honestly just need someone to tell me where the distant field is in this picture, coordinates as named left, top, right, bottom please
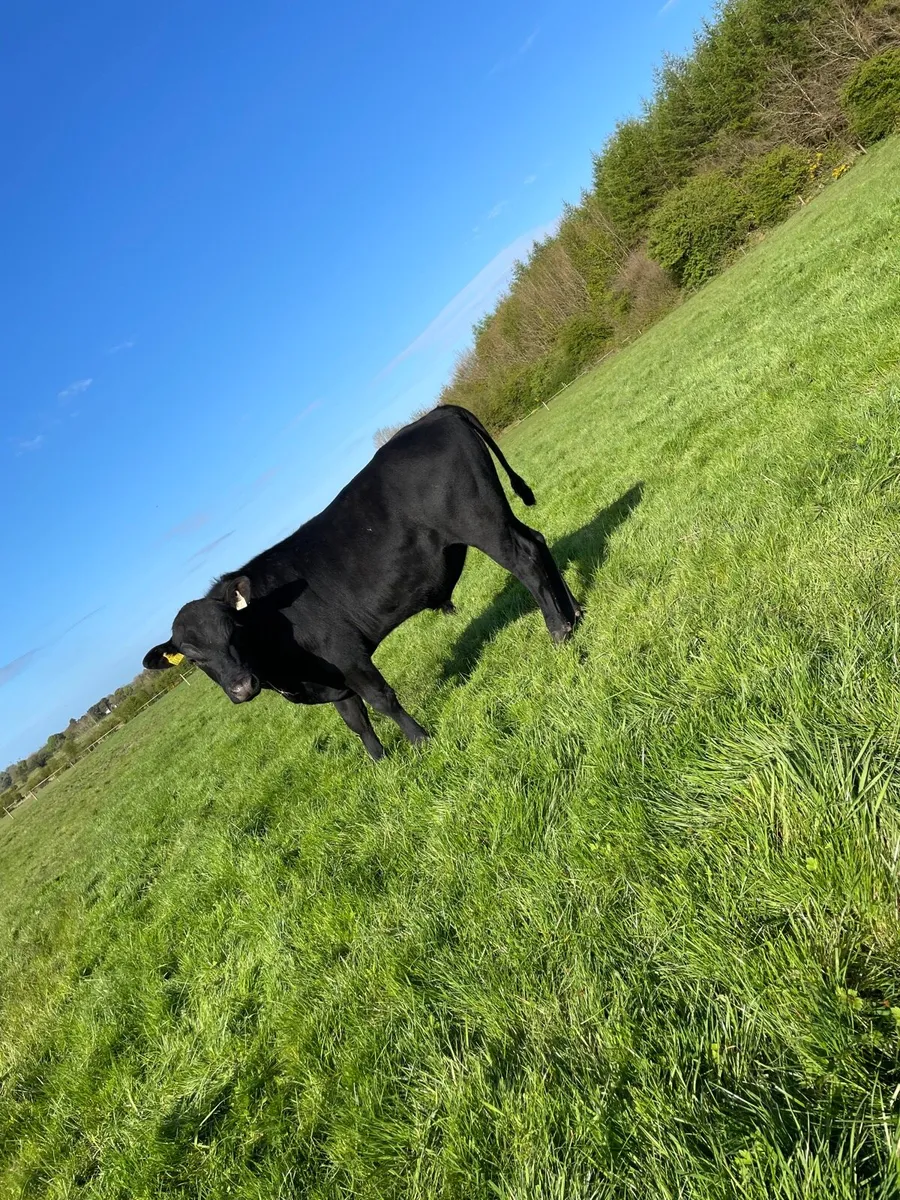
left=3, top=139, right=900, bottom=1199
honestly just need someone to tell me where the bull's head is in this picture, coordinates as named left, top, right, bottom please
left=143, top=575, right=261, bottom=703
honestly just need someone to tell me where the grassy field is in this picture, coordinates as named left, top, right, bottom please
left=3, top=140, right=900, bottom=1199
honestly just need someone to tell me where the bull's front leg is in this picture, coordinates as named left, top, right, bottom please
left=341, top=660, right=430, bottom=746
left=333, top=695, right=385, bottom=761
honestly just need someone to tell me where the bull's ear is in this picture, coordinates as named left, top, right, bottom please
left=226, top=575, right=251, bottom=610
left=143, top=641, right=181, bottom=670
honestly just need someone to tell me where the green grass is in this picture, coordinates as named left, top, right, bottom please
left=3, top=141, right=900, bottom=1199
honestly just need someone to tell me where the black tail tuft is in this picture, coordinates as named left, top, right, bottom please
left=510, top=474, right=536, bottom=506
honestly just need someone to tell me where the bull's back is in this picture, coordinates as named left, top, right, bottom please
left=298, top=410, right=493, bottom=634
left=372, top=409, right=499, bottom=522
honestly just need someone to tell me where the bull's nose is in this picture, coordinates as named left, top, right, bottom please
left=229, top=676, right=259, bottom=703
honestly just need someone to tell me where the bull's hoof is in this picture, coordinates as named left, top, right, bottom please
left=440, top=602, right=456, bottom=616
left=403, top=721, right=431, bottom=745
left=551, top=623, right=574, bottom=645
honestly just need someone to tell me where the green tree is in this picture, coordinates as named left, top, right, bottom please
left=593, top=119, right=669, bottom=242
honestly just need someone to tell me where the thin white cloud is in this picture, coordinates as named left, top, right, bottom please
left=0, top=650, right=38, bottom=688
left=488, top=27, right=539, bottom=77
left=186, top=532, right=235, bottom=563
left=251, top=467, right=279, bottom=489
left=164, top=511, right=210, bottom=539
left=377, top=221, right=557, bottom=379
left=54, top=607, right=105, bottom=641
left=658, top=0, right=679, bottom=13
left=487, top=201, right=508, bottom=220
left=58, top=378, right=93, bottom=402
left=524, top=174, right=537, bottom=185
left=232, top=467, right=282, bottom=514
left=107, top=339, right=135, bottom=355
left=17, top=435, right=45, bottom=454
left=283, top=400, right=323, bottom=430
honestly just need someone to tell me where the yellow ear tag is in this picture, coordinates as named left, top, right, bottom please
left=163, top=651, right=185, bottom=665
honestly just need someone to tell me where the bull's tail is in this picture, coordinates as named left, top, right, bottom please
left=446, top=405, right=536, bottom=506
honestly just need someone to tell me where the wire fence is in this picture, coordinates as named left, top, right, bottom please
left=498, top=346, right=623, bottom=435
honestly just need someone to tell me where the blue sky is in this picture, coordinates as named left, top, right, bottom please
left=1, top=0, right=714, bottom=766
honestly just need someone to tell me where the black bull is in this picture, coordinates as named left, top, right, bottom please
left=144, top=405, right=582, bottom=759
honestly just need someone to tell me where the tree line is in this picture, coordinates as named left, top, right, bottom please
left=1, top=664, right=195, bottom=816
left=377, top=0, right=900, bottom=443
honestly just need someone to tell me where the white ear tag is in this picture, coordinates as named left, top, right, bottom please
left=235, top=592, right=248, bottom=610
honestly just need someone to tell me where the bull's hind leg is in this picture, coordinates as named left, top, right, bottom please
left=530, top=527, right=583, bottom=627
left=475, top=520, right=579, bottom=644
left=434, top=545, right=467, bottom=616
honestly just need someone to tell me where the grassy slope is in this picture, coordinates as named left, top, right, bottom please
left=3, top=140, right=900, bottom=1199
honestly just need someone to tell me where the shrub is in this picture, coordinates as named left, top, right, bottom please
left=554, top=311, right=613, bottom=374
left=611, top=249, right=680, bottom=329
left=490, top=363, right=543, bottom=427
left=1, top=787, right=21, bottom=815
left=841, top=49, right=900, bottom=144
left=113, top=694, right=149, bottom=723
left=27, top=764, right=52, bottom=789
left=741, top=145, right=811, bottom=226
left=524, top=355, right=573, bottom=408
left=648, top=172, right=751, bottom=289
